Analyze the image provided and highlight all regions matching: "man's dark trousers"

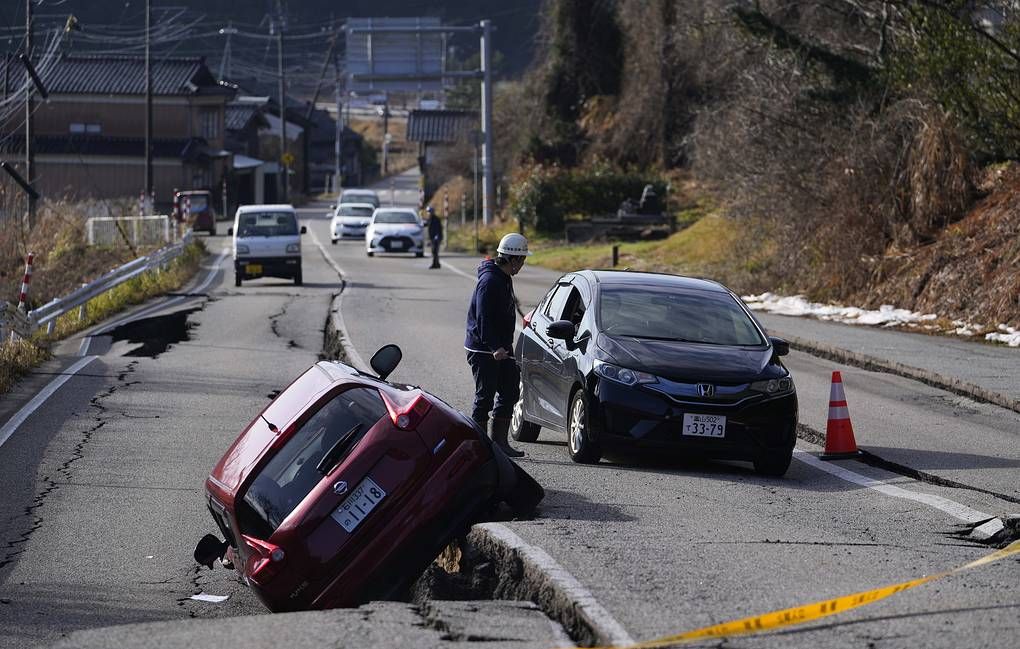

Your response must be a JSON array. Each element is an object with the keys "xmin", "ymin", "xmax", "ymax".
[
  {"xmin": 430, "ymin": 235, "xmax": 441, "ymax": 268},
  {"xmin": 466, "ymin": 351, "xmax": 520, "ymax": 425}
]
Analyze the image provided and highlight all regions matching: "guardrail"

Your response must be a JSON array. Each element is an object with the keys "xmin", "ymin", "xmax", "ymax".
[{"xmin": 1, "ymin": 229, "xmax": 194, "ymax": 342}]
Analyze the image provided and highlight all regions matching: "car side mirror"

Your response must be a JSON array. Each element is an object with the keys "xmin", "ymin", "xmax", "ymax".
[
  {"xmin": 370, "ymin": 344, "xmax": 402, "ymax": 381},
  {"xmin": 547, "ymin": 320, "xmax": 575, "ymax": 342},
  {"xmin": 770, "ymin": 337, "xmax": 790, "ymax": 356},
  {"xmin": 300, "ymin": 225, "xmax": 307, "ymax": 234},
  {"xmin": 227, "ymin": 227, "xmax": 233, "ymax": 236},
  {"xmin": 193, "ymin": 534, "xmax": 228, "ymax": 569},
  {"xmin": 330, "ymin": 204, "xmax": 336, "ymax": 209}
]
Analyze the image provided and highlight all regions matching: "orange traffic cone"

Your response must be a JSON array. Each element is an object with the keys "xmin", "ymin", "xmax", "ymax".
[{"xmin": 820, "ymin": 371, "xmax": 862, "ymax": 460}]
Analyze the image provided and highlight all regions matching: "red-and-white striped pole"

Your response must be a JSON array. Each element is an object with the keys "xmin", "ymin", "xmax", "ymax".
[{"xmin": 17, "ymin": 252, "xmax": 34, "ymax": 312}]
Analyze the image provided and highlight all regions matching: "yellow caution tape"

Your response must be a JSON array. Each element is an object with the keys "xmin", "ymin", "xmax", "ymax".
[{"xmin": 583, "ymin": 539, "xmax": 1020, "ymax": 649}]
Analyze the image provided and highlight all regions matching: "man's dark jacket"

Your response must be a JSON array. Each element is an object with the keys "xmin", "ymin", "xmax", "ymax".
[
  {"xmin": 428, "ymin": 215, "xmax": 443, "ymax": 241},
  {"xmin": 464, "ymin": 259, "xmax": 515, "ymax": 353}
]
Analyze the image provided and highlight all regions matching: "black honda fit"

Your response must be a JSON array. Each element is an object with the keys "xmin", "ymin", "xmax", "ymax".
[{"xmin": 511, "ymin": 270, "xmax": 798, "ymax": 475}]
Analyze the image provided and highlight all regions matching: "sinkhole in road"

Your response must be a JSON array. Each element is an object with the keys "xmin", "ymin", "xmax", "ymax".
[{"xmin": 107, "ymin": 307, "xmax": 201, "ymax": 358}]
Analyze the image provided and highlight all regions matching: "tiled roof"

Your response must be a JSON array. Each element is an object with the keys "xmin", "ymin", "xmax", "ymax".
[
  {"xmin": 225, "ymin": 103, "xmax": 265, "ymax": 131},
  {"xmin": 37, "ymin": 54, "xmax": 230, "ymax": 96},
  {"xmin": 406, "ymin": 109, "xmax": 476, "ymax": 143}
]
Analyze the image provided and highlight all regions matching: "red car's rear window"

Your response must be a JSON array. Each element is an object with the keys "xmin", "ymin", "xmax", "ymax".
[{"xmin": 237, "ymin": 387, "xmax": 388, "ymax": 538}]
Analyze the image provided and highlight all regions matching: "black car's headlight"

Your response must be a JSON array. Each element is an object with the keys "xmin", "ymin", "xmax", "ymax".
[
  {"xmin": 750, "ymin": 377, "xmax": 795, "ymax": 395},
  {"xmin": 593, "ymin": 360, "xmax": 658, "ymax": 386}
]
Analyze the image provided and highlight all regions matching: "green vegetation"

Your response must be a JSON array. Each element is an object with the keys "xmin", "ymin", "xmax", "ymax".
[
  {"xmin": 509, "ymin": 163, "xmax": 666, "ymax": 233},
  {"xmin": 0, "ymin": 338, "xmax": 52, "ymax": 396},
  {"xmin": 531, "ymin": 212, "xmax": 737, "ymax": 276}
]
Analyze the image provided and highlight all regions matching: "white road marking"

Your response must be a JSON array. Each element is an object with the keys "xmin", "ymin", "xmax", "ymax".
[
  {"xmin": 84, "ymin": 249, "xmax": 229, "ymax": 348},
  {"xmin": 441, "ymin": 259, "xmax": 476, "ymax": 281},
  {"xmin": 77, "ymin": 336, "xmax": 92, "ymax": 357},
  {"xmin": 0, "ymin": 356, "xmax": 98, "ymax": 450},
  {"xmin": 793, "ymin": 449, "xmax": 992, "ymax": 523},
  {"xmin": 308, "ymin": 228, "xmax": 370, "ymax": 372},
  {"xmin": 477, "ymin": 523, "xmax": 635, "ymax": 647}
]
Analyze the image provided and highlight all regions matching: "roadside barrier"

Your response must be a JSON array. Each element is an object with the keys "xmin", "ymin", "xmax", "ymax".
[
  {"xmin": 16, "ymin": 252, "xmax": 34, "ymax": 312},
  {"xmin": 584, "ymin": 540, "xmax": 1020, "ymax": 649},
  {"xmin": 0, "ymin": 230, "xmax": 194, "ymax": 341},
  {"xmin": 820, "ymin": 370, "xmax": 862, "ymax": 459}
]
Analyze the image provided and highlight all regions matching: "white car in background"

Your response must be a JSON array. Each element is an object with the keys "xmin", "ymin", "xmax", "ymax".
[
  {"xmin": 331, "ymin": 202, "xmax": 376, "ymax": 243},
  {"xmin": 338, "ymin": 188, "xmax": 380, "ymax": 209},
  {"xmin": 365, "ymin": 208, "xmax": 424, "ymax": 258}
]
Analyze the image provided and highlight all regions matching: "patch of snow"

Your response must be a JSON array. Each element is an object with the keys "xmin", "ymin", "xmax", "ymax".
[
  {"xmin": 986, "ymin": 324, "xmax": 1020, "ymax": 347},
  {"xmin": 742, "ymin": 293, "xmax": 1018, "ymax": 347},
  {"xmin": 741, "ymin": 293, "xmax": 937, "ymax": 327}
]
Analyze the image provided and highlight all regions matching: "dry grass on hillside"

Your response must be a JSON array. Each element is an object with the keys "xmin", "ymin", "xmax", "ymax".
[
  {"xmin": 856, "ymin": 164, "xmax": 1020, "ymax": 327},
  {"xmin": 0, "ymin": 201, "xmax": 157, "ymax": 309}
]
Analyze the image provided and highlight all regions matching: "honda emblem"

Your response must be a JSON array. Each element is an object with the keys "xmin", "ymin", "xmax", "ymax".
[
  {"xmin": 333, "ymin": 481, "xmax": 348, "ymax": 496},
  {"xmin": 697, "ymin": 383, "xmax": 715, "ymax": 397}
]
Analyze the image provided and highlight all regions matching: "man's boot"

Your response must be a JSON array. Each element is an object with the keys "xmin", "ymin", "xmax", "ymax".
[{"xmin": 490, "ymin": 417, "xmax": 524, "ymax": 457}]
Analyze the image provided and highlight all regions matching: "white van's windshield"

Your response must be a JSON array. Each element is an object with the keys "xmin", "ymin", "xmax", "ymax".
[{"xmin": 238, "ymin": 212, "xmax": 298, "ymax": 237}]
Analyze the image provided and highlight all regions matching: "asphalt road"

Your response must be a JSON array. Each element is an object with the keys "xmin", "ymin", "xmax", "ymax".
[
  {"xmin": 306, "ymin": 169, "xmax": 1019, "ymax": 647},
  {"xmin": 0, "ymin": 169, "xmax": 1017, "ymax": 648}
]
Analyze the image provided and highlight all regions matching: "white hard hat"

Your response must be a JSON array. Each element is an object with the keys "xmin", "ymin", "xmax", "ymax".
[{"xmin": 496, "ymin": 232, "xmax": 532, "ymax": 257}]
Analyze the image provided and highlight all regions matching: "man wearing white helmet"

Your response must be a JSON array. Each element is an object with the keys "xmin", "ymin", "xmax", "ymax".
[{"xmin": 464, "ymin": 232, "xmax": 531, "ymax": 457}]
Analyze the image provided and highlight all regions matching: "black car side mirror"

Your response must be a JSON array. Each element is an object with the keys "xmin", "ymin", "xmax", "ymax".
[
  {"xmin": 300, "ymin": 225, "xmax": 307, "ymax": 234},
  {"xmin": 370, "ymin": 344, "xmax": 402, "ymax": 381},
  {"xmin": 770, "ymin": 337, "xmax": 790, "ymax": 356},
  {"xmin": 547, "ymin": 320, "xmax": 575, "ymax": 343},
  {"xmin": 227, "ymin": 227, "xmax": 233, "ymax": 236}
]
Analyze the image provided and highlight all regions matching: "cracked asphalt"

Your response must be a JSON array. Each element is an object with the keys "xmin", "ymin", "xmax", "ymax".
[{"xmin": 1, "ymin": 172, "xmax": 1017, "ymax": 648}]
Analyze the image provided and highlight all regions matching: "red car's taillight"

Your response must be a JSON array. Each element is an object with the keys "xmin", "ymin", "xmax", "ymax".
[
  {"xmin": 522, "ymin": 308, "xmax": 535, "ymax": 328},
  {"xmin": 241, "ymin": 534, "xmax": 285, "ymax": 582},
  {"xmin": 381, "ymin": 391, "xmax": 432, "ymax": 430}
]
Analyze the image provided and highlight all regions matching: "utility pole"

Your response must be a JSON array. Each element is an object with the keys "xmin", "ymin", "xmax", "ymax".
[
  {"xmin": 479, "ymin": 20, "xmax": 494, "ymax": 225},
  {"xmin": 219, "ymin": 22, "xmax": 236, "ymax": 80},
  {"xmin": 275, "ymin": 4, "xmax": 289, "ymax": 202},
  {"xmin": 25, "ymin": 0, "xmax": 35, "ymax": 228},
  {"xmin": 144, "ymin": 0, "xmax": 153, "ymax": 205},
  {"xmin": 333, "ymin": 52, "xmax": 343, "ymax": 192}
]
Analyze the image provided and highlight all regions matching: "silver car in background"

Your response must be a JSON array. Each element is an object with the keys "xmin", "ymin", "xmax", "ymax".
[
  {"xmin": 338, "ymin": 188, "xmax": 380, "ymax": 208},
  {"xmin": 331, "ymin": 202, "xmax": 376, "ymax": 243},
  {"xmin": 365, "ymin": 208, "xmax": 424, "ymax": 257}
]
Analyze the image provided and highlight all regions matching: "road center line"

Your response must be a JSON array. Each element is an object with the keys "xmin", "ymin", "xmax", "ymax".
[
  {"xmin": 308, "ymin": 228, "xmax": 370, "ymax": 372},
  {"xmin": 0, "ymin": 355, "xmax": 98, "ymax": 450},
  {"xmin": 793, "ymin": 449, "xmax": 992, "ymax": 523}
]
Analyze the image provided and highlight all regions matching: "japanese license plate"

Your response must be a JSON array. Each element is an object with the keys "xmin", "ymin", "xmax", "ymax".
[
  {"xmin": 389, "ymin": 240, "xmax": 406, "ymax": 250},
  {"xmin": 682, "ymin": 413, "xmax": 726, "ymax": 438},
  {"xmin": 331, "ymin": 477, "xmax": 387, "ymax": 533},
  {"xmin": 245, "ymin": 263, "xmax": 262, "ymax": 275}
]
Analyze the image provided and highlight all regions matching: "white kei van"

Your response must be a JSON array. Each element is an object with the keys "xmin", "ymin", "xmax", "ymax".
[{"xmin": 228, "ymin": 204, "xmax": 306, "ymax": 287}]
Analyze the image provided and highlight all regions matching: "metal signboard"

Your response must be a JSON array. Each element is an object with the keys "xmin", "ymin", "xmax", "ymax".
[{"xmin": 345, "ymin": 17, "xmax": 445, "ymax": 93}]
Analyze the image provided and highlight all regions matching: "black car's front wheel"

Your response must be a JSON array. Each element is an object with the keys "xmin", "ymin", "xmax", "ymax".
[
  {"xmin": 568, "ymin": 390, "xmax": 601, "ymax": 464},
  {"xmin": 510, "ymin": 380, "xmax": 540, "ymax": 442},
  {"xmin": 753, "ymin": 447, "xmax": 793, "ymax": 477}
]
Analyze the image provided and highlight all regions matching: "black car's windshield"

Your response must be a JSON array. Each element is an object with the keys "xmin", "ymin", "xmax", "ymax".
[
  {"xmin": 338, "ymin": 205, "xmax": 374, "ymax": 217},
  {"xmin": 238, "ymin": 212, "xmax": 298, "ymax": 237},
  {"xmin": 373, "ymin": 211, "xmax": 417, "ymax": 224},
  {"xmin": 599, "ymin": 286, "xmax": 765, "ymax": 346},
  {"xmin": 237, "ymin": 387, "xmax": 388, "ymax": 538}
]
